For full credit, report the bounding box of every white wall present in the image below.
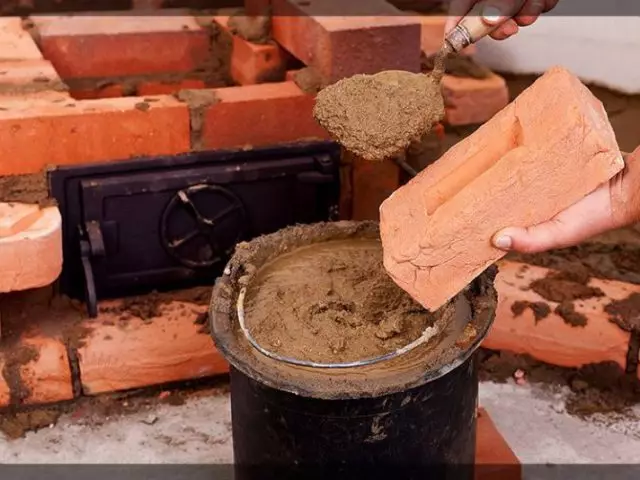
[475,14,640,94]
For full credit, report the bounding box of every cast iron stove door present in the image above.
[50,142,340,316]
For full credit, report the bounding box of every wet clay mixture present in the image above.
[479,349,640,419]
[313,69,445,161]
[0,171,55,207]
[243,239,435,364]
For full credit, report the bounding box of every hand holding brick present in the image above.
[380,67,625,311]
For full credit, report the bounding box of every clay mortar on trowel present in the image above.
[313,0,526,161]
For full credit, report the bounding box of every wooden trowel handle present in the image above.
[445,0,527,53]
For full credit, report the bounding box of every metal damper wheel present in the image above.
[160,184,247,269]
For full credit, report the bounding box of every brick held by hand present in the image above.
[380,67,625,311]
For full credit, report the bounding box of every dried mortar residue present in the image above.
[526,269,605,327]
[479,349,640,419]
[511,300,551,323]
[243,239,434,363]
[605,293,640,333]
[175,89,219,151]
[0,171,56,207]
[421,52,491,79]
[313,69,445,161]
[292,67,325,95]
[227,8,271,44]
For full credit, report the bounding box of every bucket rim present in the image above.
[209,220,497,400]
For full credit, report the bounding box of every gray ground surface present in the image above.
[0,381,639,467]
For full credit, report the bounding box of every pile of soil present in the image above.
[314,69,445,161]
[421,52,492,79]
[478,349,640,418]
[0,171,55,207]
[243,239,435,363]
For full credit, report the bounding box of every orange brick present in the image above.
[475,408,521,480]
[0,335,74,407]
[0,202,41,237]
[36,14,211,79]
[380,67,624,311]
[419,15,476,56]
[200,81,329,150]
[271,0,421,83]
[351,154,400,221]
[77,300,228,394]
[0,206,62,292]
[0,18,43,61]
[443,73,509,126]
[137,78,205,96]
[484,260,632,370]
[0,95,190,175]
[214,16,287,85]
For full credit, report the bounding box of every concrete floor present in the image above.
[1,380,639,469]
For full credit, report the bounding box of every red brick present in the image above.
[200,81,329,150]
[214,16,287,85]
[137,78,205,96]
[36,14,211,79]
[70,83,125,100]
[0,202,41,237]
[484,260,632,370]
[0,206,62,292]
[475,408,521,480]
[0,18,43,61]
[0,334,74,407]
[245,0,270,16]
[271,0,421,83]
[380,67,624,311]
[350,153,401,221]
[0,95,190,175]
[443,73,509,126]
[77,296,228,394]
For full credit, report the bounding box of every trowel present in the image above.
[313,0,527,161]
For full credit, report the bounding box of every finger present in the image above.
[515,0,546,27]
[542,0,560,13]
[445,0,476,33]
[492,184,615,254]
[489,19,519,39]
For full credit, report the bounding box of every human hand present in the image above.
[491,148,640,253]
[445,0,560,40]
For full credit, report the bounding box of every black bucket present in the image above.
[210,221,497,480]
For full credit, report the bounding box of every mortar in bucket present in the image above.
[209,221,497,480]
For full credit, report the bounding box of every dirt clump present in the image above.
[479,349,640,418]
[421,51,491,79]
[509,241,640,285]
[292,67,325,95]
[0,171,55,207]
[511,300,551,323]
[1,345,40,406]
[605,293,640,332]
[227,10,271,44]
[529,269,604,303]
[314,70,445,161]
[554,301,588,327]
[243,239,435,364]
[0,409,61,440]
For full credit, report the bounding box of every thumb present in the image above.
[492,219,576,254]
